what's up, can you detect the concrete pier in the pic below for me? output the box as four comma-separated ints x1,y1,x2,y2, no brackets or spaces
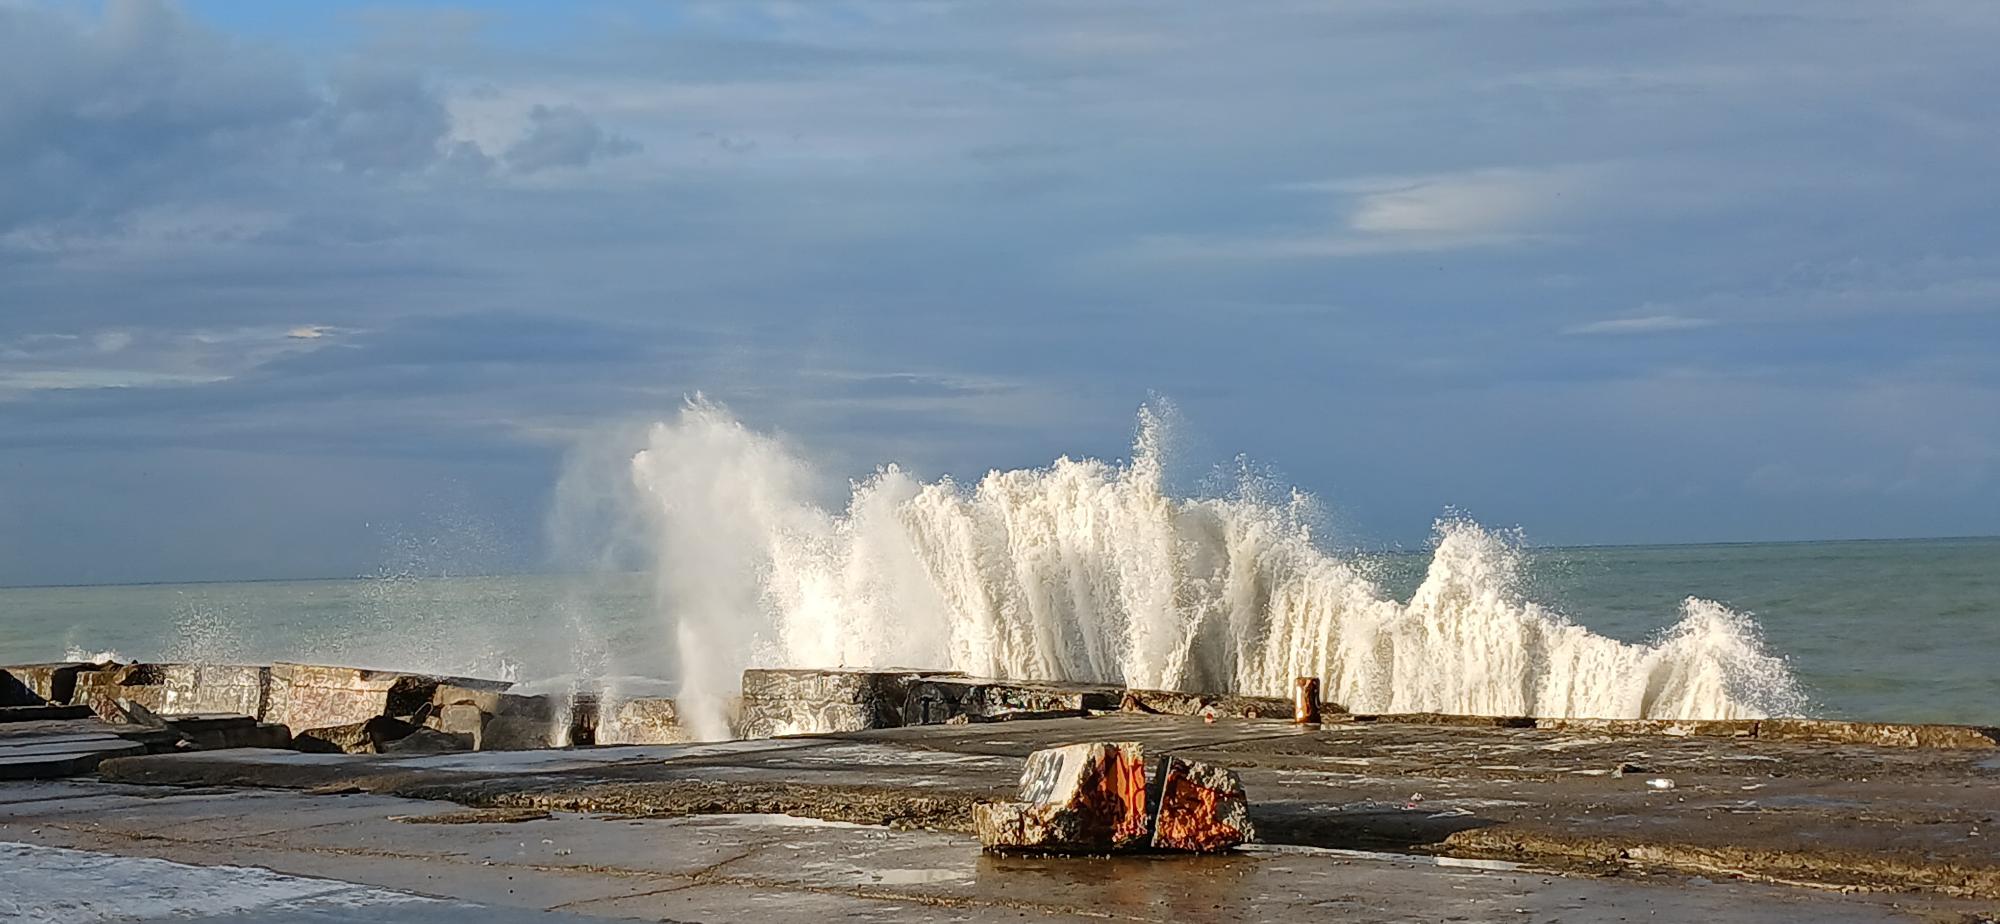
2,778,1996,922
7,660,2000,919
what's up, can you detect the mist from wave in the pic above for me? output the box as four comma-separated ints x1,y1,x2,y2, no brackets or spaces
627,399,1809,739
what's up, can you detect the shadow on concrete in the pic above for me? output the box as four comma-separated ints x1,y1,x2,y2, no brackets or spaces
1250,800,1497,852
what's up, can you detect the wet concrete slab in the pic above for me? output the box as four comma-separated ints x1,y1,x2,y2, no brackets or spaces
3,780,1995,922
94,713,2000,898
0,840,608,923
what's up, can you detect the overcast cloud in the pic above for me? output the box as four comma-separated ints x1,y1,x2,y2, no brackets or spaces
1,0,1996,585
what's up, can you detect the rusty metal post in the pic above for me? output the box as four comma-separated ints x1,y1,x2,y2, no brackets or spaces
1293,677,1322,726
569,691,601,747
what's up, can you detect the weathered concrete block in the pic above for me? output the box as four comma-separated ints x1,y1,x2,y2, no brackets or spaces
1758,718,2000,750
381,727,472,753
902,676,1120,726
429,684,556,720
1149,756,1254,852
433,702,488,738
154,713,293,751
71,664,269,722
736,668,945,738
976,742,1149,853
0,736,147,780
1121,688,1324,721
425,684,570,750
0,704,94,722
1534,717,1761,739
597,697,694,745
1,663,97,706
266,663,507,732
477,713,558,750
294,715,421,754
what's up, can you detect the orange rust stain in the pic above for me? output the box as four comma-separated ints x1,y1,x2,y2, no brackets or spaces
1066,746,1150,847
1153,771,1244,852
1108,747,1150,842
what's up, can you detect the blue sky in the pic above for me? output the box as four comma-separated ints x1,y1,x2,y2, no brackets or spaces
2,0,1997,585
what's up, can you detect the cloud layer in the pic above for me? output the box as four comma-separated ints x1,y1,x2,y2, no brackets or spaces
1,0,1997,584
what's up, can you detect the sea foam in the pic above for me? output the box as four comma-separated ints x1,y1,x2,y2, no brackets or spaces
630,398,1807,739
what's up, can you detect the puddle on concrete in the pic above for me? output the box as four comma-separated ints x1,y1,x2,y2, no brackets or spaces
1241,843,1523,872
864,867,973,885
694,812,883,830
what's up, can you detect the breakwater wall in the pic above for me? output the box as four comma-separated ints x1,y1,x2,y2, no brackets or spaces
8,660,1997,753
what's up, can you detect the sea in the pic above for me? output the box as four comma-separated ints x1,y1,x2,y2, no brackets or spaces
3,537,1994,726
3,403,1995,730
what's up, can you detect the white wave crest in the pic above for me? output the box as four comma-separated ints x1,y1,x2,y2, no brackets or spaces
629,398,1807,738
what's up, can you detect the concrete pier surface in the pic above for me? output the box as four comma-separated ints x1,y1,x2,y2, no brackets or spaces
8,661,2000,919
0,713,1994,921
3,780,1995,923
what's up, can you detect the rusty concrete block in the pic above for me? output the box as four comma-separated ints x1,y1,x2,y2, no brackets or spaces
976,741,1148,853
1149,756,1253,852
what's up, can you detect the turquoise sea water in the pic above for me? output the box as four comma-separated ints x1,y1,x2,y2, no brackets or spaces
2,537,1995,724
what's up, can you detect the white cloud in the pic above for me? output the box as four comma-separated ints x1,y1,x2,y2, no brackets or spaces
0,325,338,397
1563,314,1715,336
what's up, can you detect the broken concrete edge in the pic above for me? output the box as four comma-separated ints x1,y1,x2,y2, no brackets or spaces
0,662,100,706
0,704,95,723
1440,826,2000,900
1150,755,1254,852
1350,714,2000,751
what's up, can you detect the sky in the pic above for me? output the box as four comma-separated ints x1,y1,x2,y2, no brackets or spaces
1,0,1997,586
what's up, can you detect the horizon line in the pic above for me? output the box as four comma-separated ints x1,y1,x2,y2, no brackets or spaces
2,533,1995,591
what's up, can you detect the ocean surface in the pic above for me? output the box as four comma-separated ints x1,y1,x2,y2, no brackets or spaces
3,536,1994,725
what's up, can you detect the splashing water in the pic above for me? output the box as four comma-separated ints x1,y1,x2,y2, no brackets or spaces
629,399,1807,738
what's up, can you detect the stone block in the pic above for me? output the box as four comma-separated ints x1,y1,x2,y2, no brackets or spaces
1757,719,2000,750
71,664,268,722
429,684,556,720
0,736,147,780
1121,688,1325,721
0,705,94,722
902,676,1121,726
597,697,694,745
425,685,571,749
147,713,293,751
477,713,558,750
381,727,472,753
736,668,946,738
1149,756,1254,852
433,702,489,738
266,663,508,732
975,741,1149,853
293,715,421,754
1,663,96,706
